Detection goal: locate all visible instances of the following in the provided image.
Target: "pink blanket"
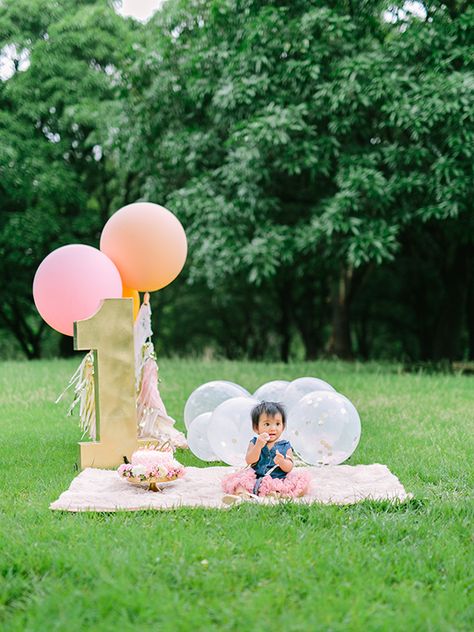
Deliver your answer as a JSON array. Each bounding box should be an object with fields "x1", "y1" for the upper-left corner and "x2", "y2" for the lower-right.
[{"x1": 50, "y1": 464, "x2": 410, "y2": 512}]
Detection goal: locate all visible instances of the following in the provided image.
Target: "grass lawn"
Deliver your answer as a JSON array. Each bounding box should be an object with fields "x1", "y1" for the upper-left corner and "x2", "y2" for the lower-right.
[{"x1": 0, "y1": 358, "x2": 473, "y2": 631}]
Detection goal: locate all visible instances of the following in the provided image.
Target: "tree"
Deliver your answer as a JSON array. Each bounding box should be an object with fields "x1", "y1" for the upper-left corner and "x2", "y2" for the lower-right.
[
  {"x1": 119, "y1": 0, "x2": 473, "y2": 360},
  {"x1": 116, "y1": 1, "x2": 370, "y2": 359},
  {"x1": 0, "y1": 0, "x2": 135, "y2": 357},
  {"x1": 2, "y1": 0, "x2": 472, "y2": 361}
]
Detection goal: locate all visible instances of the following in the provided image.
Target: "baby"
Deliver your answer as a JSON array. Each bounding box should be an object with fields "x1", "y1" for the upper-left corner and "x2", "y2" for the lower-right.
[{"x1": 222, "y1": 401, "x2": 311, "y2": 503}]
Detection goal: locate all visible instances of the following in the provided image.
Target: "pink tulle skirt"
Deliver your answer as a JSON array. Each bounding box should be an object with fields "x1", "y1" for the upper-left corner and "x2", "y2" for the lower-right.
[{"x1": 222, "y1": 468, "x2": 311, "y2": 498}]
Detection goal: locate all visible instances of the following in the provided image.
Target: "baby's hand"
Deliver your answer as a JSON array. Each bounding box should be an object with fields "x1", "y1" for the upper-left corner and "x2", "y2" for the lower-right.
[
  {"x1": 274, "y1": 452, "x2": 286, "y2": 467},
  {"x1": 256, "y1": 432, "x2": 270, "y2": 446}
]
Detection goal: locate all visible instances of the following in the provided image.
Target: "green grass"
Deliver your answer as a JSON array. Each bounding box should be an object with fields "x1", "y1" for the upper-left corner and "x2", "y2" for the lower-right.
[{"x1": 0, "y1": 358, "x2": 473, "y2": 631}]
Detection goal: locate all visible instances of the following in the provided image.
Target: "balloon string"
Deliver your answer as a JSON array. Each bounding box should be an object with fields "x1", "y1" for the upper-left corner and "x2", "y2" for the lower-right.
[
  {"x1": 290, "y1": 446, "x2": 310, "y2": 467},
  {"x1": 240, "y1": 445, "x2": 309, "y2": 478},
  {"x1": 265, "y1": 447, "x2": 309, "y2": 475}
]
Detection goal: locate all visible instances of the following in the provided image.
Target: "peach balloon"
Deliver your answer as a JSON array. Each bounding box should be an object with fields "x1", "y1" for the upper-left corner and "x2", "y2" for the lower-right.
[
  {"x1": 33, "y1": 245, "x2": 123, "y2": 336},
  {"x1": 100, "y1": 202, "x2": 187, "y2": 292},
  {"x1": 122, "y1": 286, "x2": 140, "y2": 320}
]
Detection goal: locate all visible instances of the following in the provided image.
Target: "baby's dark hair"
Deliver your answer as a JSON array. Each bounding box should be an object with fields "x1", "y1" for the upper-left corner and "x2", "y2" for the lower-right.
[{"x1": 251, "y1": 401, "x2": 287, "y2": 431}]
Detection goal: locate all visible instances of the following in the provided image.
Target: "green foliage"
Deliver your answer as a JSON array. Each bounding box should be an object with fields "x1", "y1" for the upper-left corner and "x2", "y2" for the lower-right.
[
  {"x1": 117, "y1": 0, "x2": 473, "y2": 360},
  {"x1": 128, "y1": 1, "x2": 473, "y2": 275},
  {"x1": 0, "y1": 0, "x2": 134, "y2": 357}
]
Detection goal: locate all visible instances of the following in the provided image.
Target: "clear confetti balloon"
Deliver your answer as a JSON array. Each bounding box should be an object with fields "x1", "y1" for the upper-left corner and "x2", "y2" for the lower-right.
[
  {"x1": 222, "y1": 381, "x2": 250, "y2": 396},
  {"x1": 184, "y1": 381, "x2": 250, "y2": 429},
  {"x1": 186, "y1": 412, "x2": 218, "y2": 462},
  {"x1": 207, "y1": 396, "x2": 259, "y2": 466},
  {"x1": 287, "y1": 391, "x2": 361, "y2": 466},
  {"x1": 283, "y1": 377, "x2": 336, "y2": 411},
  {"x1": 253, "y1": 380, "x2": 290, "y2": 403}
]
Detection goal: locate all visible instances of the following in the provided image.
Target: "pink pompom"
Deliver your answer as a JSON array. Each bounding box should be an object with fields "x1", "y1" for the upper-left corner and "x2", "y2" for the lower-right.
[
  {"x1": 222, "y1": 468, "x2": 257, "y2": 494},
  {"x1": 222, "y1": 468, "x2": 311, "y2": 498},
  {"x1": 258, "y1": 470, "x2": 311, "y2": 497}
]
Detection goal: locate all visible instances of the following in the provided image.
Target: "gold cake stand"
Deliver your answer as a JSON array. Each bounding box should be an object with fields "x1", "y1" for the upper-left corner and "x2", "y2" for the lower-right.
[{"x1": 125, "y1": 474, "x2": 180, "y2": 492}]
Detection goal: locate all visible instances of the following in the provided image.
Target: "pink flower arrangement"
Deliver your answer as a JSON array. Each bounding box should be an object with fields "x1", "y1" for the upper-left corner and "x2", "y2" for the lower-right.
[{"x1": 117, "y1": 445, "x2": 185, "y2": 483}]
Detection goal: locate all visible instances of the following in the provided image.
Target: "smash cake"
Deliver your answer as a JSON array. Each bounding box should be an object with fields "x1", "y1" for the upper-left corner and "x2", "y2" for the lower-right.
[{"x1": 118, "y1": 444, "x2": 185, "y2": 491}]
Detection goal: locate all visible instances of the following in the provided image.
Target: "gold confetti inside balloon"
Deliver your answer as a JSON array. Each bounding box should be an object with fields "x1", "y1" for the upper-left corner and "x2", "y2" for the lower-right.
[{"x1": 287, "y1": 391, "x2": 361, "y2": 466}]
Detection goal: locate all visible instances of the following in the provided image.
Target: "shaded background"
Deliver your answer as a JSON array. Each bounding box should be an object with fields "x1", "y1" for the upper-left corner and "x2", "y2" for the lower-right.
[{"x1": 0, "y1": 0, "x2": 472, "y2": 362}]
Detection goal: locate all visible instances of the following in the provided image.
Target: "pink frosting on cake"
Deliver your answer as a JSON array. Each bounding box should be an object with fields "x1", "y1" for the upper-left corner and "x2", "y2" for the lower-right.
[{"x1": 131, "y1": 448, "x2": 177, "y2": 469}]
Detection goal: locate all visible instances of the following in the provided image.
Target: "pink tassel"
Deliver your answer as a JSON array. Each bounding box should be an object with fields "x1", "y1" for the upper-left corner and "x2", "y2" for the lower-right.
[
  {"x1": 136, "y1": 357, "x2": 188, "y2": 449},
  {"x1": 134, "y1": 297, "x2": 187, "y2": 449},
  {"x1": 137, "y1": 359, "x2": 169, "y2": 417}
]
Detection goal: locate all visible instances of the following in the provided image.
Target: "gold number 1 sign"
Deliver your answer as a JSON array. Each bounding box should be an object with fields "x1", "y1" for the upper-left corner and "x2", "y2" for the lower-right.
[{"x1": 74, "y1": 298, "x2": 146, "y2": 468}]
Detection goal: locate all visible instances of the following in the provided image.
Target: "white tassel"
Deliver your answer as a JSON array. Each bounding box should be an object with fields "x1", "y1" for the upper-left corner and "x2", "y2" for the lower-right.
[
  {"x1": 134, "y1": 301, "x2": 153, "y2": 390},
  {"x1": 56, "y1": 351, "x2": 97, "y2": 441}
]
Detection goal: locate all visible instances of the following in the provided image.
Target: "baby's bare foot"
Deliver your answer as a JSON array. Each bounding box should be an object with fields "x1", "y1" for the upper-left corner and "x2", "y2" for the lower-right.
[{"x1": 222, "y1": 494, "x2": 243, "y2": 506}]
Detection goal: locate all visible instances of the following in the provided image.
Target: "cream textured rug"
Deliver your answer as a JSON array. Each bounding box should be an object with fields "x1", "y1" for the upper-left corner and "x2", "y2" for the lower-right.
[{"x1": 50, "y1": 464, "x2": 410, "y2": 512}]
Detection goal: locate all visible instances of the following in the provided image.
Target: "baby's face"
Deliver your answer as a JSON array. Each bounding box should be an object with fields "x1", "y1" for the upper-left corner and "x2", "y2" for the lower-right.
[{"x1": 257, "y1": 413, "x2": 284, "y2": 442}]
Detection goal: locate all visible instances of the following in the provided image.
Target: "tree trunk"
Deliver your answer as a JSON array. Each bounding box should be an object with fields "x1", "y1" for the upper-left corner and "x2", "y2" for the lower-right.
[
  {"x1": 354, "y1": 312, "x2": 370, "y2": 360},
  {"x1": 432, "y1": 244, "x2": 471, "y2": 361},
  {"x1": 59, "y1": 334, "x2": 76, "y2": 357},
  {"x1": 0, "y1": 303, "x2": 45, "y2": 359},
  {"x1": 299, "y1": 320, "x2": 321, "y2": 360},
  {"x1": 327, "y1": 264, "x2": 354, "y2": 359},
  {"x1": 293, "y1": 282, "x2": 325, "y2": 361}
]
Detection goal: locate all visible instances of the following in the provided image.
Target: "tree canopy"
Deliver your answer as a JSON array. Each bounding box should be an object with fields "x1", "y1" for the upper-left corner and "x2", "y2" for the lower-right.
[{"x1": 1, "y1": 0, "x2": 473, "y2": 362}]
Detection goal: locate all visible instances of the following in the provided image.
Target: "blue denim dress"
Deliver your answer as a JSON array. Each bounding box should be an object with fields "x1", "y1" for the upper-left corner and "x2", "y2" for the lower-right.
[{"x1": 249, "y1": 437, "x2": 292, "y2": 494}]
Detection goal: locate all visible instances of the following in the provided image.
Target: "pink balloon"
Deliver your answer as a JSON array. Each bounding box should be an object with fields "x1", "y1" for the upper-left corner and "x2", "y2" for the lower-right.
[{"x1": 33, "y1": 245, "x2": 123, "y2": 336}]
